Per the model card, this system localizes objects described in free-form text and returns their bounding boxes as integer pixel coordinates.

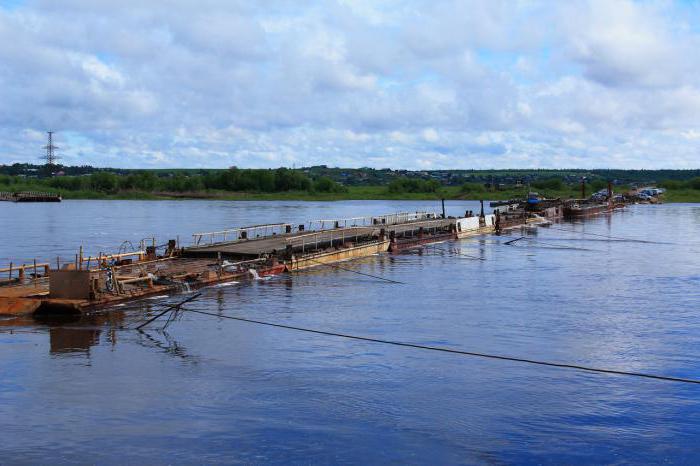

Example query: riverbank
[2,184,699,202]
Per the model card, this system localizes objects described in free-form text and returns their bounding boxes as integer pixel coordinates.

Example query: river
[1,200,699,464]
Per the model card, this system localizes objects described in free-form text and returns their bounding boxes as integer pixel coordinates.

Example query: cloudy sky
[0,0,699,169]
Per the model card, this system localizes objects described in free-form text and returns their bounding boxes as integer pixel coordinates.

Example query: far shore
[7,185,696,203]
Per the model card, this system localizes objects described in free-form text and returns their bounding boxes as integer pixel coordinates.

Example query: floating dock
[1,188,644,318]
[1,211,490,316]
[0,191,62,202]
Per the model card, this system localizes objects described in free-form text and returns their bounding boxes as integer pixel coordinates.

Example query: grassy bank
[4,184,697,202]
[660,189,700,203]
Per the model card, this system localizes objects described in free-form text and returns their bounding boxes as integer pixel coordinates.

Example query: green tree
[460,182,485,194]
[89,172,119,192]
[532,178,564,191]
[388,177,441,193]
[313,177,347,193]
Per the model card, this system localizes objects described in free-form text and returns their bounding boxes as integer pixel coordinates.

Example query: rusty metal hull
[0,191,62,202]
[389,232,456,253]
[456,225,495,239]
[287,240,390,271]
[0,212,513,317]
[0,260,287,316]
[564,204,610,218]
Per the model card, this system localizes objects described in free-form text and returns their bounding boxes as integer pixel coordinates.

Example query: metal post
[112,266,120,294]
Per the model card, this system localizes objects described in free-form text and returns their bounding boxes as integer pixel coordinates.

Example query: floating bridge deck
[0,211,466,316]
[184,218,455,259]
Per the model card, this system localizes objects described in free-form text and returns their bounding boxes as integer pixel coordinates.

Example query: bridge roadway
[184,218,454,258]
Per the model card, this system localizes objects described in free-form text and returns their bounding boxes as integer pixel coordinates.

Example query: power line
[177,308,700,386]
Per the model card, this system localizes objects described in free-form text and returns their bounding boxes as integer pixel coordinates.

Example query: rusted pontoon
[1,211,464,316]
[0,191,62,202]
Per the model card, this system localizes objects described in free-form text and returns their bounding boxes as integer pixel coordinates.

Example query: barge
[563,201,610,219]
[4,190,633,319]
[1,211,471,316]
[0,191,62,202]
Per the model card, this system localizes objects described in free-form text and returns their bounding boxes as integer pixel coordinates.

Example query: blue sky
[0,0,24,10]
[0,0,699,169]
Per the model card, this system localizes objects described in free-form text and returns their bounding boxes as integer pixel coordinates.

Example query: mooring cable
[134,293,201,330]
[423,244,486,260]
[521,238,599,252]
[548,226,672,244]
[304,258,405,284]
[501,235,598,252]
[174,307,700,386]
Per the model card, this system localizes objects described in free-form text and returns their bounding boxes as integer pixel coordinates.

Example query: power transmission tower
[42,131,60,167]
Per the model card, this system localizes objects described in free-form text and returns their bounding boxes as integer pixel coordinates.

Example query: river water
[0,200,699,464]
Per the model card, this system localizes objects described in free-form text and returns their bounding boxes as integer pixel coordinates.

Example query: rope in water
[547,226,672,244]
[126,239,695,385]
[304,258,405,284]
[176,307,700,386]
[423,243,486,260]
[523,238,598,252]
[503,235,598,251]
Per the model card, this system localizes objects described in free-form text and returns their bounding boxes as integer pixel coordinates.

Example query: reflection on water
[49,327,101,354]
[38,311,125,354]
[136,330,197,362]
[0,201,699,464]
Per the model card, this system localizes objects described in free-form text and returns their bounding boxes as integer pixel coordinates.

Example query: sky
[0,0,699,169]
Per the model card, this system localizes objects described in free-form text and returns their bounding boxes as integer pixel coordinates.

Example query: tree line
[0,168,347,194]
[1,168,698,196]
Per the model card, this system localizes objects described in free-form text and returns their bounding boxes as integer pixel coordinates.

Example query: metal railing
[308,211,436,230]
[284,227,374,253]
[0,261,51,287]
[192,212,437,247]
[193,223,292,246]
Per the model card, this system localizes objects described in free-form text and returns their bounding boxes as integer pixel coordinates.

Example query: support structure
[42,131,60,168]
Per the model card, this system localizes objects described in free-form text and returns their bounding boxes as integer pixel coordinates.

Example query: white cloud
[560,0,692,88]
[0,0,699,169]
[422,128,439,142]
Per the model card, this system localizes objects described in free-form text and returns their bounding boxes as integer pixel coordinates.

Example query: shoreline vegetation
[1,166,699,202]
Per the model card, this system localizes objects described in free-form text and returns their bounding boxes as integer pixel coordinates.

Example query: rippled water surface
[1,200,699,464]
